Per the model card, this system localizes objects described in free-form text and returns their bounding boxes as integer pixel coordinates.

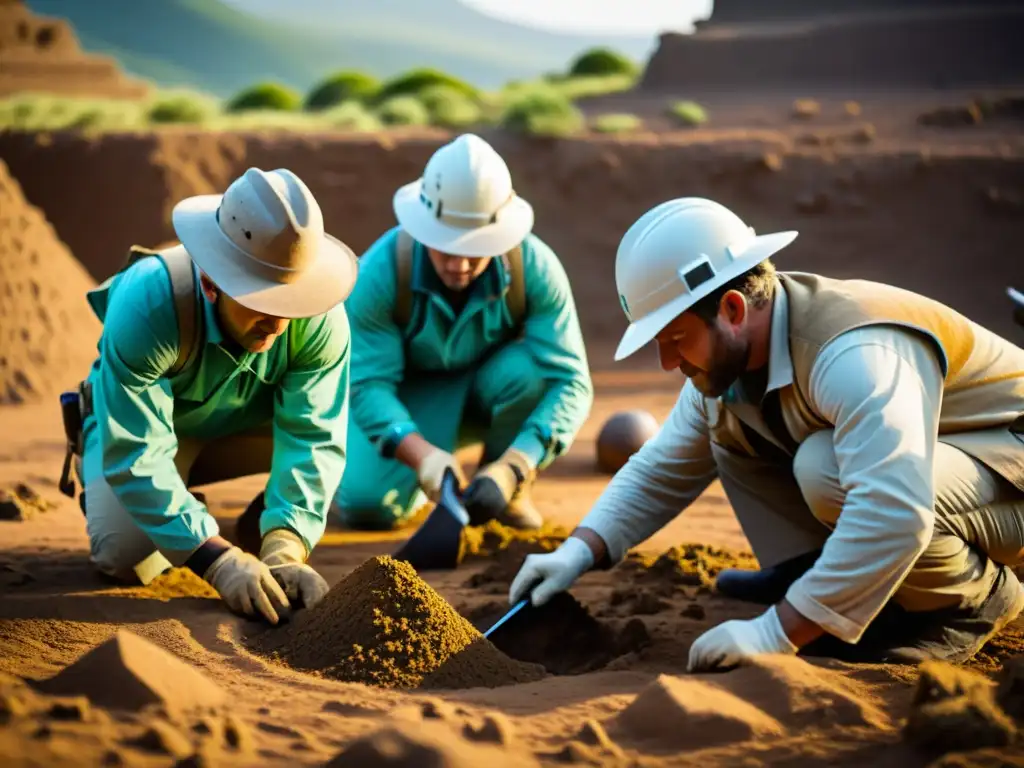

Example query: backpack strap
[393,229,415,329]
[502,244,526,329]
[125,244,201,377]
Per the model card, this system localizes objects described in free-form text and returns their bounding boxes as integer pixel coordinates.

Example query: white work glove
[260,529,330,610]
[687,605,798,672]
[417,447,467,502]
[509,536,595,607]
[203,546,291,625]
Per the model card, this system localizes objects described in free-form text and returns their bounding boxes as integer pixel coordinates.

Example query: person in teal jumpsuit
[73,167,358,626]
[334,134,593,531]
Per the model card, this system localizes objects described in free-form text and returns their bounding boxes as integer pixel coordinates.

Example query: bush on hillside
[146,90,219,124]
[322,101,382,132]
[568,47,639,78]
[305,71,380,111]
[375,95,430,127]
[666,100,708,126]
[500,85,584,138]
[0,95,144,132]
[375,68,478,103]
[418,85,482,128]
[592,113,644,134]
[227,82,301,113]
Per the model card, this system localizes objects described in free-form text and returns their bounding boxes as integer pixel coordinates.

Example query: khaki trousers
[715,430,1024,615]
[84,428,273,583]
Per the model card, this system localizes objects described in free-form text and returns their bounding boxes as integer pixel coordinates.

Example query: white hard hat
[614,197,797,361]
[392,133,534,258]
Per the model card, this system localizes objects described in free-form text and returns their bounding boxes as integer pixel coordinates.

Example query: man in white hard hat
[64,167,358,626]
[510,197,1024,669]
[333,133,593,531]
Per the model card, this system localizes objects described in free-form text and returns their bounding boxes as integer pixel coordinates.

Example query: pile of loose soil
[1,664,252,768]
[252,555,546,690]
[34,630,227,716]
[465,592,651,676]
[99,567,219,602]
[617,543,760,593]
[461,519,568,561]
[904,661,1021,758]
[0,159,101,405]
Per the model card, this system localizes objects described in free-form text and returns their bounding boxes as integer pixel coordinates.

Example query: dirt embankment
[1,129,1023,366]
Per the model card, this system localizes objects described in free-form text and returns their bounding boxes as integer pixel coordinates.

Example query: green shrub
[226,82,301,113]
[0,94,144,132]
[555,74,637,101]
[146,90,218,124]
[592,113,643,134]
[211,110,323,132]
[418,85,482,128]
[375,95,430,126]
[322,101,382,132]
[569,47,639,78]
[666,100,708,126]
[375,68,478,103]
[500,85,584,137]
[305,71,380,111]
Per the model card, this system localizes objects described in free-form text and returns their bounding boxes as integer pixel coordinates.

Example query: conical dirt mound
[253,555,546,690]
[0,159,101,404]
[34,630,227,714]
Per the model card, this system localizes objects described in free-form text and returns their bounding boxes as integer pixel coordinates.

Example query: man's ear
[720,290,748,326]
[198,272,219,303]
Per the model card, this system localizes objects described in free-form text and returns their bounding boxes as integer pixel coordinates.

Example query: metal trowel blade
[391,467,468,571]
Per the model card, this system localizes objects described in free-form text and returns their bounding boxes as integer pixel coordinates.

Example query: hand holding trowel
[392,467,470,571]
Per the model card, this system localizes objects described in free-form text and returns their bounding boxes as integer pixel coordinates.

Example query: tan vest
[709,272,1024,491]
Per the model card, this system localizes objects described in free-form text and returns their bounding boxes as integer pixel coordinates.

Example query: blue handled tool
[484,597,530,638]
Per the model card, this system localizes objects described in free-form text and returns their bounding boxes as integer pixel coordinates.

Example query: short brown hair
[688,259,777,324]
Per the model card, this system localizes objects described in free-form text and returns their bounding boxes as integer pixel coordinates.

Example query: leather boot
[714,548,822,605]
[496,477,543,530]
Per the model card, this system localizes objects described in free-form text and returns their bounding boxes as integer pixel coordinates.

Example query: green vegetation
[500,85,585,138]
[375,96,431,127]
[304,72,380,111]
[374,68,479,103]
[666,100,709,127]
[0,44,708,139]
[592,113,644,134]
[568,47,640,78]
[227,82,302,113]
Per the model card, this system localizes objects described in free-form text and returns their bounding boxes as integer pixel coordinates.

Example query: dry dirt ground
[1,88,1024,766]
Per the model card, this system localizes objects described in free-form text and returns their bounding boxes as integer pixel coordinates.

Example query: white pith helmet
[392,133,534,258]
[614,197,797,361]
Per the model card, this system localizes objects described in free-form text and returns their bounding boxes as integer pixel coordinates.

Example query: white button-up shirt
[579,285,945,644]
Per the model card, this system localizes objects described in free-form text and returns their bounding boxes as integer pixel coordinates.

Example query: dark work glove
[463,448,532,526]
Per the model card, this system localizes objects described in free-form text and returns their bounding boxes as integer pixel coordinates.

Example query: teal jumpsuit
[79,255,351,569]
[335,226,593,529]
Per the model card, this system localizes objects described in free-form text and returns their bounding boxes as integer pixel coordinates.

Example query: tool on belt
[58,381,91,499]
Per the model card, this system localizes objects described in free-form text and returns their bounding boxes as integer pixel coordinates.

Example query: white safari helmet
[392,133,534,258]
[614,197,797,361]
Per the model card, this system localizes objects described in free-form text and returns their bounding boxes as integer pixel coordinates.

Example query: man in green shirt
[333,134,593,531]
[72,167,358,625]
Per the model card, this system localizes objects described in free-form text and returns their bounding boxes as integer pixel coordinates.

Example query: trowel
[391,467,469,572]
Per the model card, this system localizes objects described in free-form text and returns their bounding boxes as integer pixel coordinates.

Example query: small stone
[844,101,862,116]
[792,99,821,119]
[128,721,194,759]
[463,712,515,746]
[48,697,91,721]
[760,152,784,172]
[681,603,706,620]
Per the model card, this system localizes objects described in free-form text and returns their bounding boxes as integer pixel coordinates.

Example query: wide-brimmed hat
[171,167,358,318]
[392,134,534,258]
[615,198,797,361]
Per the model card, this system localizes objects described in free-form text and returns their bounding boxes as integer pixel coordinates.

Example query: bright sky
[461,0,713,36]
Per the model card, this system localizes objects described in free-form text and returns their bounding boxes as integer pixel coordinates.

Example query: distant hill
[24,0,657,98]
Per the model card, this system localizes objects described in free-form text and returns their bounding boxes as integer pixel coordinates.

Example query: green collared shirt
[82,255,351,562]
[347,226,593,468]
